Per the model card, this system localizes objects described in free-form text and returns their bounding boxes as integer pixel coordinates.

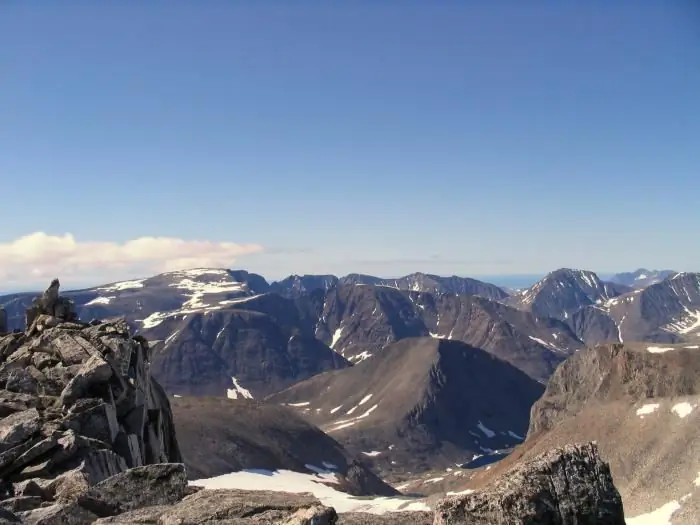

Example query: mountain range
[1,266,699,522]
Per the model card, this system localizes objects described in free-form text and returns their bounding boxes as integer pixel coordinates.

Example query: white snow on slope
[636,403,660,417]
[331,327,344,350]
[647,346,675,354]
[350,351,373,363]
[507,430,524,440]
[288,402,311,407]
[528,336,563,353]
[671,402,696,418]
[625,500,683,525]
[327,404,379,432]
[85,296,115,306]
[476,421,496,438]
[190,469,429,514]
[362,451,382,457]
[139,294,264,329]
[226,377,253,400]
[346,394,373,415]
[97,279,145,292]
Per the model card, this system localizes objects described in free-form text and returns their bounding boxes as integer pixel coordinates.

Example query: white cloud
[0,232,263,289]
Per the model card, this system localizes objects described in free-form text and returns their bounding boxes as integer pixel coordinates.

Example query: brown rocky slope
[453,342,700,524]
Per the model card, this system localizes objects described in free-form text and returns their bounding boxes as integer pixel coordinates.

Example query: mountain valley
[1,266,698,523]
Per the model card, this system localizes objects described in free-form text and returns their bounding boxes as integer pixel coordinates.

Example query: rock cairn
[0,279,181,521]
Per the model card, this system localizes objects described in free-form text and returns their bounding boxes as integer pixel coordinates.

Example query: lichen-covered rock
[433,442,625,525]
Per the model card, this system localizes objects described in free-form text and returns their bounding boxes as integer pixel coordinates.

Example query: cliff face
[0,279,181,505]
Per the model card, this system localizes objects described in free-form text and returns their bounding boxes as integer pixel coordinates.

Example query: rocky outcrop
[433,442,625,524]
[0,280,181,515]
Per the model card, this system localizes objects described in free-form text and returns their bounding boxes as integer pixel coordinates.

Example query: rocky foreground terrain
[0,279,631,523]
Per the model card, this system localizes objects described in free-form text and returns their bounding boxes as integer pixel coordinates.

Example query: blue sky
[1,1,698,287]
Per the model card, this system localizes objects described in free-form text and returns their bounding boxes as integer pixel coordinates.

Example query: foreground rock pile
[0,280,181,522]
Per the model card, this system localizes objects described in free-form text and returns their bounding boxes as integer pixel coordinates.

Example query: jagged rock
[59,354,113,407]
[0,409,40,452]
[0,308,6,335]
[74,463,187,517]
[0,495,43,513]
[281,505,338,525]
[137,489,335,524]
[0,508,20,524]
[18,502,98,525]
[0,280,181,519]
[338,513,433,524]
[433,442,625,525]
[92,505,170,524]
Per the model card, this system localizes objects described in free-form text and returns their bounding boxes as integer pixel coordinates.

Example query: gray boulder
[75,463,187,517]
[433,442,625,525]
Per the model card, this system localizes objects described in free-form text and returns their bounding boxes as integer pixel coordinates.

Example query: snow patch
[647,346,675,354]
[447,489,474,496]
[84,296,114,306]
[288,402,311,407]
[625,500,683,525]
[327,404,379,433]
[97,279,145,292]
[476,421,496,438]
[636,403,660,417]
[331,327,344,350]
[671,402,695,418]
[330,405,343,414]
[507,430,524,441]
[226,377,253,400]
[362,451,382,457]
[190,469,430,514]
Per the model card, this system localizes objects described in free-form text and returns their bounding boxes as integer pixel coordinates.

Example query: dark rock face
[528,342,700,436]
[0,280,181,516]
[271,274,340,298]
[338,273,509,301]
[508,268,622,322]
[145,295,351,398]
[433,442,626,525]
[608,268,676,289]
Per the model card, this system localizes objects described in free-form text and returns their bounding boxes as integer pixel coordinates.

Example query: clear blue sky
[1,1,699,284]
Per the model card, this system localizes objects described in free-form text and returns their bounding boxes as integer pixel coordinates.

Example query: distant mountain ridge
[607,268,677,289]
[2,266,698,400]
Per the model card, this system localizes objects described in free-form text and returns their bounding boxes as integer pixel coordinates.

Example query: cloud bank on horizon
[0,232,263,289]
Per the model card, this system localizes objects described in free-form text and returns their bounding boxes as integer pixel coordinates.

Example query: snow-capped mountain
[607,268,677,289]
[507,268,628,321]
[572,272,700,345]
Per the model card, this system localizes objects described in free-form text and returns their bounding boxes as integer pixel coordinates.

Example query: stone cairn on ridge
[0,280,628,524]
